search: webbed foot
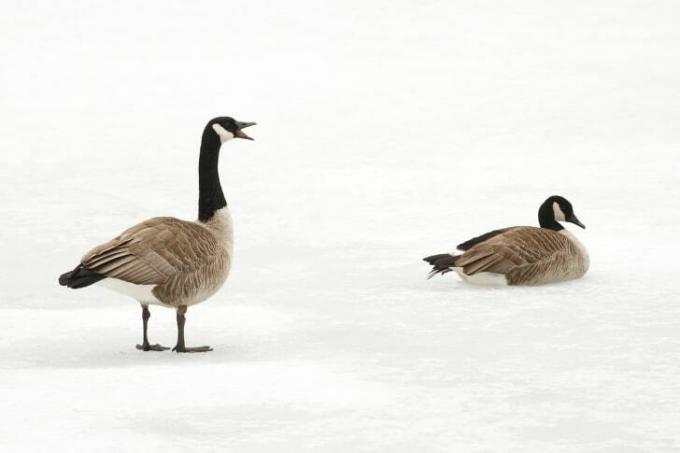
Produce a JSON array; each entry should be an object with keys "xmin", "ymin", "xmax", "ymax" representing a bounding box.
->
[
  {"xmin": 172, "ymin": 345, "xmax": 213, "ymax": 353},
  {"xmin": 136, "ymin": 343, "xmax": 170, "ymax": 351}
]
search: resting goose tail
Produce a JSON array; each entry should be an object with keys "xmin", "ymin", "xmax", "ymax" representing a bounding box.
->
[{"xmin": 423, "ymin": 254, "xmax": 458, "ymax": 279}]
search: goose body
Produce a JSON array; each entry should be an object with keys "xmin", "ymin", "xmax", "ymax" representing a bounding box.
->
[
  {"xmin": 424, "ymin": 196, "xmax": 589, "ymax": 286},
  {"xmin": 86, "ymin": 209, "xmax": 233, "ymax": 307},
  {"xmin": 59, "ymin": 117, "xmax": 255, "ymax": 352}
]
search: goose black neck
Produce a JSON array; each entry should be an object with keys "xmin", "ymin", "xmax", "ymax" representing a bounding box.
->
[
  {"xmin": 538, "ymin": 201, "xmax": 563, "ymax": 231},
  {"xmin": 198, "ymin": 128, "xmax": 226, "ymax": 222}
]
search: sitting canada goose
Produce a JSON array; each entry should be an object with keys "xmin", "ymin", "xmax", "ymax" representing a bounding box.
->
[
  {"xmin": 58, "ymin": 116, "xmax": 255, "ymax": 352},
  {"xmin": 424, "ymin": 195, "xmax": 589, "ymax": 286}
]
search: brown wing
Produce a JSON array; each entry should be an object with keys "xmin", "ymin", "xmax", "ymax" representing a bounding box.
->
[
  {"xmin": 81, "ymin": 217, "xmax": 220, "ymax": 285},
  {"xmin": 455, "ymin": 227, "xmax": 572, "ymax": 276}
]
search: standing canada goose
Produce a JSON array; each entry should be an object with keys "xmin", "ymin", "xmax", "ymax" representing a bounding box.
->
[
  {"xmin": 424, "ymin": 195, "xmax": 589, "ymax": 286},
  {"xmin": 58, "ymin": 116, "xmax": 255, "ymax": 352}
]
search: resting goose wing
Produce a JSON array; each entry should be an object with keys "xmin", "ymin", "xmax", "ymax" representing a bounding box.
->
[
  {"xmin": 457, "ymin": 227, "xmax": 572, "ymax": 276},
  {"xmin": 505, "ymin": 249, "xmax": 575, "ymax": 285},
  {"xmin": 81, "ymin": 217, "xmax": 220, "ymax": 285}
]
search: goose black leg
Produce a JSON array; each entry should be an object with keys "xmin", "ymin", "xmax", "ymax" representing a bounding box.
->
[
  {"xmin": 136, "ymin": 304, "xmax": 169, "ymax": 351},
  {"xmin": 172, "ymin": 305, "xmax": 212, "ymax": 353}
]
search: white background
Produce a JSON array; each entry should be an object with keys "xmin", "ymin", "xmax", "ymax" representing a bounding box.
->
[{"xmin": 1, "ymin": 1, "xmax": 679, "ymax": 451}]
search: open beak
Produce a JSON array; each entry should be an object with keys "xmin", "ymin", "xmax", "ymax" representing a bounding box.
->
[
  {"xmin": 567, "ymin": 215, "xmax": 586, "ymax": 229},
  {"xmin": 234, "ymin": 121, "xmax": 256, "ymax": 140}
]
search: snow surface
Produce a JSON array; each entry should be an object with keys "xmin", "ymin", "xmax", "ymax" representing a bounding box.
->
[{"xmin": 2, "ymin": 1, "xmax": 680, "ymax": 451}]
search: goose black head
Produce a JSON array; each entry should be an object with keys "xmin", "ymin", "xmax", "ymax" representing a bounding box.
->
[
  {"xmin": 538, "ymin": 195, "xmax": 586, "ymax": 231},
  {"xmin": 208, "ymin": 117, "xmax": 257, "ymax": 143}
]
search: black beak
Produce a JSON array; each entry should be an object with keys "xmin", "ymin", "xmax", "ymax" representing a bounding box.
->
[
  {"xmin": 234, "ymin": 121, "xmax": 256, "ymax": 140},
  {"xmin": 567, "ymin": 215, "xmax": 586, "ymax": 229}
]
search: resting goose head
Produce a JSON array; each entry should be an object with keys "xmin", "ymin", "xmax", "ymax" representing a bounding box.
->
[
  {"xmin": 208, "ymin": 117, "xmax": 257, "ymax": 144},
  {"xmin": 538, "ymin": 195, "xmax": 586, "ymax": 231}
]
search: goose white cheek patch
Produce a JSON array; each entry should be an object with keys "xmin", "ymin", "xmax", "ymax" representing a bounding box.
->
[
  {"xmin": 552, "ymin": 202, "xmax": 566, "ymax": 221},
  {"xmin": 212, "ymin": 124, "xmax": 234, "ymax": 143}
]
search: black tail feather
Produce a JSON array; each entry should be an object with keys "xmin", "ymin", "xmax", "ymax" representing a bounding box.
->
[
  {"xmin": 423, "ymin": 254, "xmax": 453, "ymax": 265},
  {"xmin": 58, "ymin": 264, "xmax": 106, "ymax": 289},
  {"xmin": 423, "ymin": 253, "xmax": 459, "ymax": 279}
]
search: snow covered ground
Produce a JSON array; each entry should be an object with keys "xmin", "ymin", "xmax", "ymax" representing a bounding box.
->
[{"xmin": 2, "ymin": 0, "xmax": 680, "ymax": 451}]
